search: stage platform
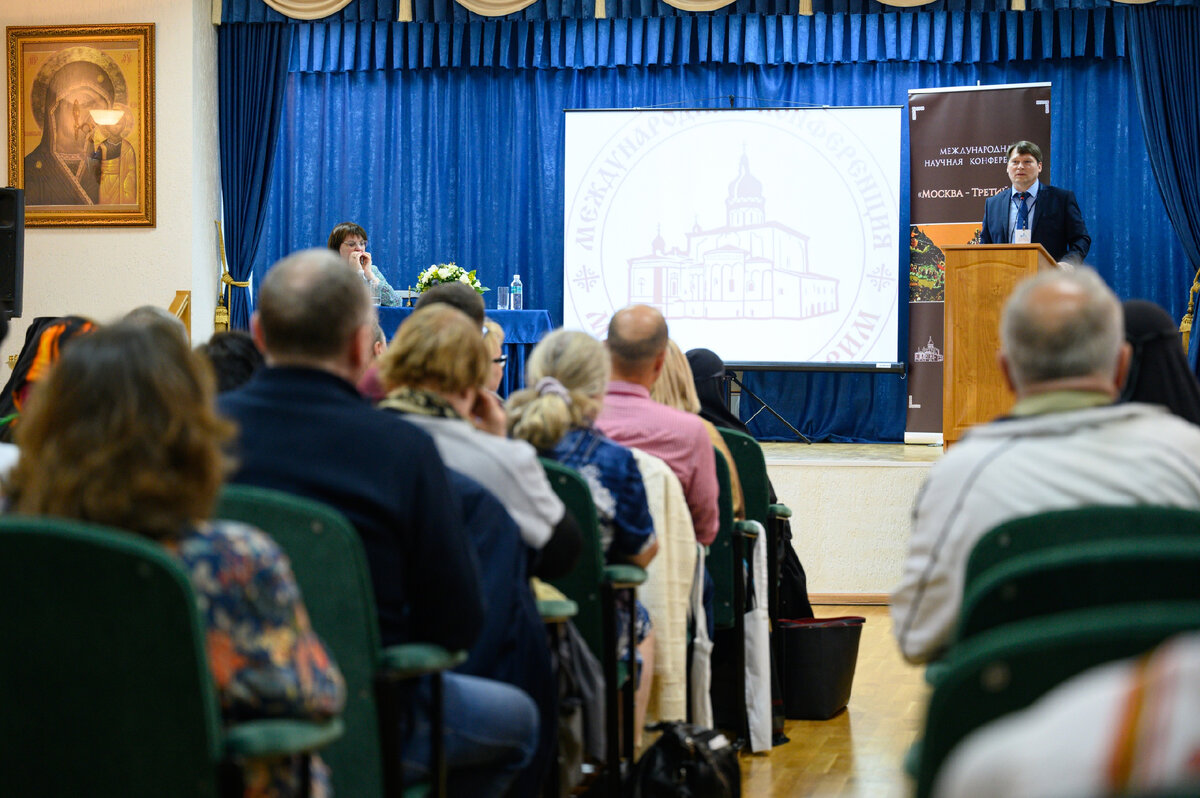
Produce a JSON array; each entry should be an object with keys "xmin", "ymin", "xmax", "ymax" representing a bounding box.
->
[{"xmin": 760, "ymin": 442, "xmax": 943, "ymax": 605}]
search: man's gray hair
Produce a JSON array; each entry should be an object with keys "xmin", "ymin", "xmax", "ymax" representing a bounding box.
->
[
  {"xmin": 1000, "ymin": 266, "xmax": 1123, "ymax": 387},
  {"xmin": 256, "ymin": 248, "xmax": 371, "ymax": 360}
]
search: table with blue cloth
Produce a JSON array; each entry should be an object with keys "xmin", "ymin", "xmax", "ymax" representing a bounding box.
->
[{"xmin": 377, "ymin": 307, "xmax": 554, "ymax": 397}]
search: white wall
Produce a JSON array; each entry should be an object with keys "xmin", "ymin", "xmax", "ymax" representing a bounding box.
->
[{"xmin": 1, "ymin": 0, "xmax": 220, "ymax": 360}]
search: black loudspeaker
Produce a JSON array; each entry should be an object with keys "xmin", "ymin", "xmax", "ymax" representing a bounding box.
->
[{"xmin": 0, "ymin": 188, "xmax": 24, "ymax": 319}]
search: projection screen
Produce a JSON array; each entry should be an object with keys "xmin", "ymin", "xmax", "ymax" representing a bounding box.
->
[{"xmin": 563, "ymin": 107, "xmax": 903, "ymax": 368}]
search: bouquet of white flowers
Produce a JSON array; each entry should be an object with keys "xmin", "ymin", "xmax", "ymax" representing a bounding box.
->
[{"xmin": 416, "ymin": 262, "xmax": 487, "ymax": 295}]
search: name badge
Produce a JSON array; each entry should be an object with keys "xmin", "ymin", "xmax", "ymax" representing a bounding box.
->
[{"xmin": 1014, "ymin": 229, "xmax": 1032, "ymax": 244}]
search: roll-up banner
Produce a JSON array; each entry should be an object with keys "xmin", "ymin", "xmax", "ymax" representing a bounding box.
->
[{"xmin": 904, "ymin": 83, "xmax": 1052, "ymax": 444}]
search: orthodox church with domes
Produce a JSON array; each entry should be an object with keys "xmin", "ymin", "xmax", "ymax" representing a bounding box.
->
[{"xmin": 626, "ymin": 153, "xmax": 839, "ymax": 320}]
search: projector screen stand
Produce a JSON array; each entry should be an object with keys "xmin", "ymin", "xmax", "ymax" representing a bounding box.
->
[{"xmin": 728, "ymin": 371, "xmax": 812, "ymax": 445}]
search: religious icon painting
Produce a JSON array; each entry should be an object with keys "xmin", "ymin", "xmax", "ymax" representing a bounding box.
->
[{"xmin": 7, "ymin": 24, "xmax": 155, "ymax": 227}]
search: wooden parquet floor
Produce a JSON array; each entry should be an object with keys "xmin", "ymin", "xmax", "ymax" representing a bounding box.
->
[{"xmin": 740, "ymin": 605, "xmax": 928, "ymax": 797}]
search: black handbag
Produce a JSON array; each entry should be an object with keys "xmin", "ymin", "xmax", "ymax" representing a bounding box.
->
[{"xmin": 627, "ymin": 721, "xmax": 741, "ymax": 798}]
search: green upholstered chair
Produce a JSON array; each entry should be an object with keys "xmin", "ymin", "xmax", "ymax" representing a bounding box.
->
[
  {"xmin": 957, "ymin": 537, "xmax": 1200, "ymax": 642},
  {"xmin": 964, "ymin": 506, "xmax": 1200, "ymax": 593},
  {"xmin": 707, "ymin": 447, "xmax": 761, "ymax": 740},
  {"xmin": 0, "ymin": 516, "xmax": 343, "ymax": 798},
  {"xmin": 539, "ymin": 458, "xmax": 646, "ymax": 798},
  {"xmin": 216, "ymin": 485, "xmax": 464, "ymax": 798},
  {"xmin": 915, "ymin": 602, "xmax": 1200, "ymax": 798},
  {"xmin": 716, "ymin": 426, "xmax": 791, "ymax": 619}
]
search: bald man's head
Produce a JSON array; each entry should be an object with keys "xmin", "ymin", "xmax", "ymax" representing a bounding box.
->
[
  {"xmin": 1000, "ymin": 267, "xmax": 1126, "ymax": 396},
  {"xmin": 606, "ymin": 305, "xmax": 669, "ymax": 384},
  {"xmin": 254, "ymin": 248, "xmax": 373, "ymax": 365}
]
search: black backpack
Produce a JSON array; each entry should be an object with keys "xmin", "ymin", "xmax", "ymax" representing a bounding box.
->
[{"xmin": 627, "ymin": 722, "xmax": 741, "ymax": 798}]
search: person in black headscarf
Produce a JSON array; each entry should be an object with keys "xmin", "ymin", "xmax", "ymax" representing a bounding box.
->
[
  {"xmin": 686, "ymin": 348, "xmax": 749, "ymax": 434},
  {"xmin": 1119, "ymin": 300, "xmax": 1200, "ymax": 427}
]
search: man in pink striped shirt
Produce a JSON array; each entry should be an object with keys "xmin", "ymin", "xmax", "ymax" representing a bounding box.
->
[{"xmin": 595, "ymin": 305, "xmax": 720, "ymax": 546}]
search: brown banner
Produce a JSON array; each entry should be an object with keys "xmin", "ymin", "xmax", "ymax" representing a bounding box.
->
[{"xmin": 904, "ymin": 84, "xmax": 1052, "ymax": 443}]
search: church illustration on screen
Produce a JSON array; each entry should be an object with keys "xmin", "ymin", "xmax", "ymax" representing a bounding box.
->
[{"xmin": 626, "ymin": 153, "xmax": 839, "ymax": 320}]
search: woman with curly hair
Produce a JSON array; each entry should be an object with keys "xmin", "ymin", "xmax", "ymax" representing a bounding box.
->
[{"xmin": 6, "ymin": 321, "xmax": 345, "ymax": 798}]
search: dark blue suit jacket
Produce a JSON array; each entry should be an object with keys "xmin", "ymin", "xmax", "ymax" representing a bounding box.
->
[
  {"xmin": 980, "ymin": 183, "xmax": 1091, "ymax": 264},
  {"xmin": 218, "ymin": 366, "xmax": 484, "ymax": 650}
]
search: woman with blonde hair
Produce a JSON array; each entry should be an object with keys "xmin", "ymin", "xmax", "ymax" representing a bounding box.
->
[
  {"xmin": 483, "ymin": 318, "xmax": 507, "ymax": 393},
  {"xmin": 377, "ymin": 304, "xmax": 574, "ymax": 794},
  {"xmin": 7, "ymin": 321, "xmax": 345, "ymax": 798},
  {"xmin": 507, "ymin": 329, "xmax": 659, "ymax": 740},
  {"xmin": 652, "ymin": 339, "xmax": 745, "ymax": 520}
]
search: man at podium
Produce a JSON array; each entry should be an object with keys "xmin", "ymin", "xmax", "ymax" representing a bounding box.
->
[{"xmin": 979, "ymin": 141, "xmax": 1091, "ymax": 265}]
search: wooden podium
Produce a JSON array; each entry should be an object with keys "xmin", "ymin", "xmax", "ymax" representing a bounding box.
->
[{"xmin": 942, "ymin": 244, "xmax": 1058, "ymax": 447}]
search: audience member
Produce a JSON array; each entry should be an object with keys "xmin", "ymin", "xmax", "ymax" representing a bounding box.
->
[
  {"xmin": 376, "ymin": 304, "xmax": 572, "ymax": 793},
  {"xmin": 414, "ymin": 280, "xmax": 486, "ymax": 325},
  {"xmin": 369, "ymin": 319, "xmax": 387, "ymax": 360},
  {"xmin": 0, "ymin": 312, "xmax": 15, "ymax": 479},
  {"xmin": 7, "ymin": 321, "xmax": 345, "ymax": 797},
  {"xmin": 686, "ymin": 347, "xmax": 748, "ymax": 434},
  {"xmin": 891, "ymin": 267, "xmax": 1200, "ymax": 663},
  {"xmin": 197, "ymin": 330, "xmax": 265, "ymax": 393},
  {"xmin": 0, "ymin": 315, "xmax": 96, "ymax": 443},
  {"xmin": 483, "ymin": 318, "xmax": 506, "ymax": 393},
  {"xmin": 507, "ymin": 329, "xmax": 659, "ymax": 737},
  {"xmin": 327, "ymin": 221, "xmax": 401, "ymax": 306},
  {"xmin": 595, "ymin": 305, "xmax": 719, "ymax": 546},
  {"xmin": 377, "ymin": 304, "xmax": 580, "ymax": 579},
  {"xmin": 218, "ymin": 249, "xmax": 537, "ymax": 796},
  {"xmin": 123, "ymin": 304, "xmax": 189, "ymax": 342},
  {"xmin": 935, "ymin": 632, "xmax": 1200, "ymax": 797},
  {"xmin": 653, "ymin": 339, "xmax": 744, "ymax": 520},
  {"xmin": 1118, "ymin": 299, "xmax": 1200, "ymax": 426}
]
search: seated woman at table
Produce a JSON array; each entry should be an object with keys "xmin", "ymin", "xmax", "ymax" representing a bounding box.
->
[
  {"xmin": 483, "ymin": 319, "xmax": 506, "ymax": 393},
  {"xmin": 327, "ymin": 221, "xmax": 401, "ymax": 306},
  {"xmin": 6, "ymin": 321, "xmax": 345, "ymax": 798},
  {"xmin": 506, "ymin": 328, "xmax": 659, "ymax": 740}
]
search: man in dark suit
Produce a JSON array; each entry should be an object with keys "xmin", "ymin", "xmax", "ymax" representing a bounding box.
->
[
  {"xmin": 219, "ymin": 248, "xmax": 539, "ymax": 796},
  {"xmin": 980, "ymin": 140, "xmax": 1091, "ymax": 264}
]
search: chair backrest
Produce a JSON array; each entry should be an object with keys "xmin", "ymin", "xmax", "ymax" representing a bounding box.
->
[
  {"xmin": 958, "ymin": 537, "xmax": 1200, "ymax": 641},
  {"xmin": 0, "ymin": 516, "xmax": 224, "ymax": 797},
  {"xmin": 965, "ymin": 506, "xmax": 1200, "ymax": 590},
  {"xmin": 709, "ymin": 447, "xmax": 738, "ymax": 629},
  {"xmin": 215, "ymin": 485, "xmax": 385, "ymax": 798},
  {"xmin": 716, "ymin": 426, "xmax": 772, "ymax": 527},
  {"xmin": 916, "ymin": 601, "xmax": 1200, "ymax": 798},
  {"xmin": 540, "ymin": 458, "xmax": 607, "ymax": 661}
]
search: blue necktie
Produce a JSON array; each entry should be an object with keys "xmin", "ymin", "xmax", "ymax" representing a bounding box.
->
[{"xmin": 1016, "ymin": 191, "xmax": 1031, "ymax": 232}]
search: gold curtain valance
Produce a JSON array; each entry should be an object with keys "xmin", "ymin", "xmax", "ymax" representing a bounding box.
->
[{"xmin": 212, "ymin": 0, "xmax": 412, "ymax": 23}]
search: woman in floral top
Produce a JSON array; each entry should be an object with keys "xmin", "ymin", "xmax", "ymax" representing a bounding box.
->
[
  {"xmin": 506, "ymin": 329, "xmax": 659, "ymax": 741},
  {"xmin": 6, "ymin": 321, "xmax": 345, "ymax": 798}
]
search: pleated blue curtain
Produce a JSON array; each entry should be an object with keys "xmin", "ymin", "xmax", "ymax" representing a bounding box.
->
[
  {"xmin": 218, "ymin": 23, "xmax": 295, "ymax": 329},
  {"xmin": 1128, "ymin": 7, "xmax": 1200, "ymax": 367},
  {"xmin": 251, "ymin": 59, "xmax": 1182, "ymax": 441}
]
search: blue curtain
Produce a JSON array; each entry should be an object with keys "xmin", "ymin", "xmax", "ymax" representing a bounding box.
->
[
  {"xmin": 282, "ymin": 10, "xmax": 1126, "ymax": 70},
  {"xmin": 253, "ymin": 55, "xmax": 1184, "ymax": 441},
  {"xmin": 219, "ymin": 23, "xmax": 295, "ymax": 329},
  {"xmin": 1128, "ymin": 7, "xmax": 1200, "ymax": 368}
]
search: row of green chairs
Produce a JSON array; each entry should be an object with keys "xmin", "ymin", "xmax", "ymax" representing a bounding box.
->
[
  {"xmin": 215, "ymin": 485, "xmax": 464, "ymax": 798},
  {"xmin": 913, "ymin": 506, "xmax": 1200, "ymax": 798},
  {"xmin": 539, "ymin": 458, "xmax": 647, "ymax": 797},
  {"xmin": 707, "ymin": 427, "xmax": 792, "ymax": 739},
  {"xmin": 0, "ymin": 515, "xmax": 344, "ymax": 797}
]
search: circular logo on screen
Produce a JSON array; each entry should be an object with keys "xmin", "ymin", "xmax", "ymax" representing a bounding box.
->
[{"xmin": 563, "ymin": 109, "xmax": 899, "ymax": 363}]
